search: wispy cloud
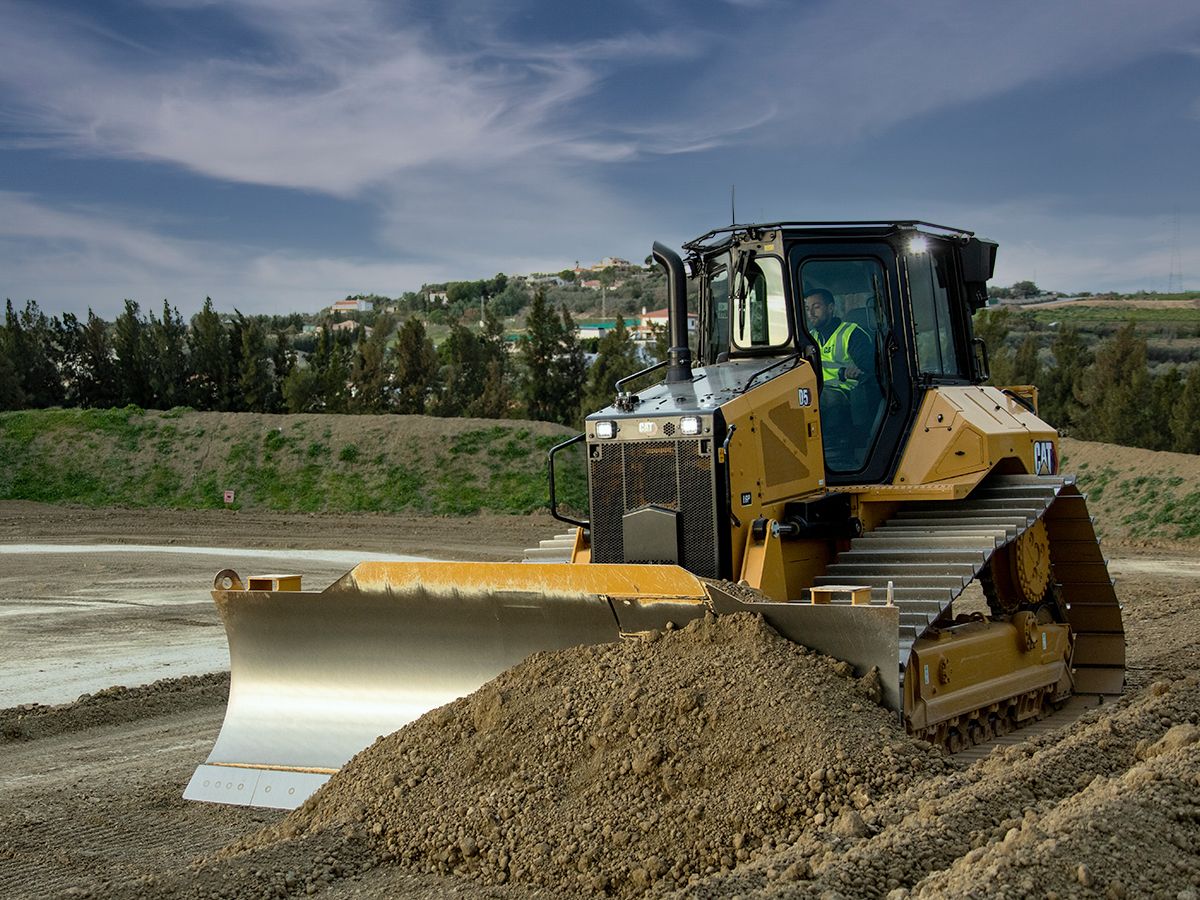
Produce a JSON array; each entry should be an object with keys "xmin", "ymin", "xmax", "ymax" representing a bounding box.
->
[
  {"xmin": 0, "ymin": 191, "xmax": 473, "ymax": 315},
  {"xmin": 0, "ymin": 0, "xmax": 1197, "ymax": 313}
]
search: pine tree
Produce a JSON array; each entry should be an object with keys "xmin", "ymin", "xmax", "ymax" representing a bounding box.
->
[
  {"xmin": 5, "ymin": 300, "xmax": 64, "ymax": 408},
  {"xmin": 1039, "ymin": 326, "xmax": 1092, "ymax": 432},
  {"xmin": 580, "ymin": 316, "xmax": 642, "ymax": 416},
  {"xmin": 468, "ymin": 305, "xmax": 512, "ymax": 418},
  {"xmin": 189, "ymin": 298, "xmax": 229, "ymax": 410},
  {"xmin": 392, "ymin": 317, "xmax": 438, "ymax": 414},
  {"xmin": 269, "ymin": 330, "xmax": 294, "ymax": 413},
  {"xmin": 148, "ymin": 301, "xmax": 189, "ymax": 409},
  {"xmin": 1077, "ymin": 323, "xmax": 1153, "ymax": 446},
  {"xmin": 236, "ymin": 313, "xmax": 272, "ymax": 412},
  {"xmin": 1147, "ymin": 368, "xmax": 1183, "ymax": 452},
  {"xmin": 519, "ymin": 289, "xmax": 560, "ymax": 422},
  {"xmin": 435, "ymin": 323, "xmax": 486, "ymax": 417},
  {"xmin": 552, "ymin": 307, "xmax": 586, "ymax": 425},
  {"xmin": 0, "ymin": 321, "xmax": 25, "ymax": 409},
  {"xmin": 1170, "ymin": 365, "xmax": 1200, "ymax": 453},
  {"xmin": 1011, "ymin": 333, "xmax": 1040, "ymax": 387},
  {"xmin": 112, "ymin": 300, "xmax": 152, "ymax": 407},
  {"xmin": 282, "ymin": 365, "xmax": 322, "ymax": 413},
  {"xmin": 350, "ymin": 316, "xmax": 395, "ymax": 413}
]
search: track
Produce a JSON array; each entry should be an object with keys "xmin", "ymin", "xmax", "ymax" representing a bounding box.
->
[{"xmin": 815, "ymin": 473, "xmax": 1126, "ymax": 748}]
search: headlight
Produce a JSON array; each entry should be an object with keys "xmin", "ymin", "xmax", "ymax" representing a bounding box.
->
[
  {"xmin": 908, "ymin": 235, "xmax": 929, "ymax": 255},
  {"xmin": 595, "ymin": 420, "xmax": 617, "ymax": 439},
  {"xmin": 679, "ymin": 416, "xmax": 702, "ymax": 436}
]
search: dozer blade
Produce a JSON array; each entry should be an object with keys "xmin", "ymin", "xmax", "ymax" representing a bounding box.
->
[
  {"xmin": 185, "ymin": 562, "xmax": 710, "ymax": 808},
  {"xmin": 186, "ymin": 562, "xmax": 902, "ymax": 809}
]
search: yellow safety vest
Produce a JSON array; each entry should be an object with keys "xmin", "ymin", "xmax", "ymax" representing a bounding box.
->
[{"xmin": 818, "ymin": 321, "xmax": 862, "ymax": 393}]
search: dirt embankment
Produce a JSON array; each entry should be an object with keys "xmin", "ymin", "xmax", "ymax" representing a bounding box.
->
[
  {"xmin": 0, "ymin": 408, "xmax": 584, "ymax": 516},
  {"xmin": 1058, "ymin": 437, "xmax": 1200, "ymax": 550}
]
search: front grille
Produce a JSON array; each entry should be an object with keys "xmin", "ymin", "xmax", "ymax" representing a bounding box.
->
[{"xmin": 588, "ymin": 438, "xmax": 720, "ymax": 577}]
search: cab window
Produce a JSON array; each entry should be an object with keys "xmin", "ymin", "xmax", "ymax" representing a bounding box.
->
[
  {"xmin": 731, "ymin": 256, "xmax": 788, "ymax": 349},
  {"xmin": 705, "ymin": 263, "xmax": 730, "ymax": 364},
  {"xmin": 908, "ymin": 246, "xmax": 964, "ymax": 377}
]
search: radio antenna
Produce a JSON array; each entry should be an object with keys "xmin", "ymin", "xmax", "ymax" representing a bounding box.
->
[{"xmin": 730, "ymin": 185, "xmax": 736, "ymax": 224}]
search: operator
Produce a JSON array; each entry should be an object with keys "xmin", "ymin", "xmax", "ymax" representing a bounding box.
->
[
  {"xmin": 804, "ymin": 289, "xmax": 874, "ymax": 390},
  {"xmin": 803, "ymin": 289, "xmax": 875, "ymax": 425}
]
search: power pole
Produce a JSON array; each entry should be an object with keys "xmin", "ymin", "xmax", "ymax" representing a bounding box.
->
[{"xmin": 1167, "ymin": 210, "xmax": 1184, "ymax": 295}]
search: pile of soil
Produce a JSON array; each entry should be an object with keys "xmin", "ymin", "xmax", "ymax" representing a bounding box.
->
[
  {"xmin": 688, "ymin": 675, "xmax": 1200, "ymax": 898},
  {"xmin": 0, "ymin": 673, "xmax": 228, "ymax": 743},
  {"xmin": 233, "ymin": 614, "xmax": 948, "ymax": 896}
]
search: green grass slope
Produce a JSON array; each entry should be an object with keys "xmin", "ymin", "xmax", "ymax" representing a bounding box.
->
[{"xmin": 0, "ymin": 407, "xmax": 586, "ymax": 516}]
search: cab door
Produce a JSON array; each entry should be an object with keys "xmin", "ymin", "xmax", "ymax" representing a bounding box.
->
[{"xmin": 790, "ymin": 242, "xmax": 915, "ymax": 485}]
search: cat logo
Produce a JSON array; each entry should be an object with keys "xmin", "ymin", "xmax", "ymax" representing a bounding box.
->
[{"xmin": 1033, "ymin": 440, "xmax": 1056, "ymax": 475}]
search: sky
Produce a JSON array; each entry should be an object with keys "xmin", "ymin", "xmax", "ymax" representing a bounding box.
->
[{"xmin": 1, "ymin": 0, "xmax": 1198, "ymax": 319}]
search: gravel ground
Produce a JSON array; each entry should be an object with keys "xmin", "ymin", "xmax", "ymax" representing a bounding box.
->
[{"xmin": 1, "ymin": 505, "xmax": 1198, "ymax": 899}]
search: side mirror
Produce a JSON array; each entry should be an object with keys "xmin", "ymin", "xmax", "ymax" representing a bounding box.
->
[{"xmin": 972, "ymin": 337, "xmax": 990, "ymax": 383}]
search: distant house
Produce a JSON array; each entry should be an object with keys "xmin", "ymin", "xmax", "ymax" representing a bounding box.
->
[
  {"xmin": 636, "ymin": 306, "xmax": 697, "ymax": 342},
  {"xmin": 596, "ymin": 256, "xmax": 632, "ymax": 269},
  {"xmin": 580, "ymin": 279, "xmax": 603, "ymax": 290},
  {"xmin": 330, "ymin": 297, "xmax": 364, "ymax": 313},
  {"xmin": 330, "ymin": 319, "xmax": 371, "ymax": 337},
  {"xmin": 426, "ymin": 290, "xmax": 449, "ymax": 306},
  {"xmin": 575, "ymin": 318, "xmax": 639, "ymax": 341}
]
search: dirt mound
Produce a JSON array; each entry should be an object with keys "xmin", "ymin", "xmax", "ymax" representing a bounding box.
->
[
  {"xmin": 221, "ymin": 614, "xmax": 945, "ymax": 896},
  {"xmin": 0, "ymin": 673, "xmax": 228, "ymax": 743},
  {"xmin": 686, "ymin": 675, "xmax": 1200, "ymax": 898}
]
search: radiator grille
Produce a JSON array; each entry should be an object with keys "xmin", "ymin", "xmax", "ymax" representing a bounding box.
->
[{"xmin": 588, "ymin": 438, "xmax": 720, "ymax": 577}]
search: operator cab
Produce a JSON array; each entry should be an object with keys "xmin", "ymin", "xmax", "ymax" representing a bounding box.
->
[{"xmin": 685, "ymin": 221, "xmax": 996, "ymax": 485}]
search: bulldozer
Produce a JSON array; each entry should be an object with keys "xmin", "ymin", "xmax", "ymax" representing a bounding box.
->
[{"xmin": 186, "ymin": 220, "xmax": 1125, "ymax": 810}]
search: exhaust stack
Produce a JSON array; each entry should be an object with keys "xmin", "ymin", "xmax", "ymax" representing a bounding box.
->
[{"xmin": 652, "ymin": 241, "xmax": 693, "ymax": 383}]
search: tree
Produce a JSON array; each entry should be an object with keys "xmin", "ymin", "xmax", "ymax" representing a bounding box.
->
[
  {"xmin": 520, "ymin": 289, "xmax": 561, "ymax": 422},
  {"xmin": 580, "ymin": 316, "xmax": 641, "ymax": 417},
  {"xmin": 350, "ymin": 316, "xmax": 395, "ymax": 413},
  {"xmin": 5, "ymin": 300, "xmax": 64, "ymax": 408},
  {"xmin": 236, "ymin": 313, "xmax": 272, "ymax": 412},
  {"xmin": 112, "ymin": 300, "xmax": 152, "ymax": 407},
  {"xmin": 0, "ymin": 331, "xmax": 25, "ymax": 409},
  {"xmin": 148, "ymin": 301, "xmax": 188, "ymax": 409},
  {"xmin": 470, "ymin": 304, "xmax": 512, "ymax": 418},
  {"xmin": 282, "ymin": 365, "xmax": 322, "ymax": 413},
  {"xmin": 434, "ymin": 323, "xmax": 486, "ymax": 417},
  {"xmin": 1011, "ymin": 333, "xmax": 1040, "ymax": 387},
  {"xmin": 1169, "ymin": 365, "xmax": 1200, "ymax": 453},
  {"xmin": 1039, "ymin": 326, "xmax": 1092, "ymax": 432},
  {"xmin": 1077, "ymin": 323, "xmax": 1154, "ymax": 446},
  {"xmin": 269, "ymin": 330, "xmax": 294, "ymax": 412},
  {"xmin": 1148, "ymin": 367, "xmax": 1183, "ymax": 452},
  {"xmin": 189, "ymin": 298, "xmax": 230, "ymax": 410},
  {"xmin": 310, "ymin": 326, "xmax": 354, "ymax": 413},
  {"xmin": 392, "ymin": 317, "xmax": 438, "ymax": 414},
  {"xmin": 76, "ymin": 310, "xmax": 118, "ymax": 408}
]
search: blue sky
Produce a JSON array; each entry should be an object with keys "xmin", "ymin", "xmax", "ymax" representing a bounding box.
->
[{"xmin": 1, "ymin": 0, "xmax": 1198, "ymax": 318}]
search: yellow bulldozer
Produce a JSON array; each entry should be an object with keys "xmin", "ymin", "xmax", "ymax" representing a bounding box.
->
[{"xmin": 186, "ymin": 221, "xmax": 1124, "ymax": 810}]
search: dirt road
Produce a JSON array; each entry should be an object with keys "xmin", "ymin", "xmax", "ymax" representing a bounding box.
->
[{"xmin": 1, "ymin": 504, "xmax": 1197, "ymax": 899}]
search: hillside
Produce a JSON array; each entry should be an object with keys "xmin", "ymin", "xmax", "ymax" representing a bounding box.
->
[
  {"xmin": 1061, "ymin": 436, "xmax": 1200, "ymax": 547},
  {"xmin": 0, "ymin": 408, "xmax": 584, "ymax": 516},
  {"xmin": 2, "ymin": 409, "xmax": 1195, "ymax": 545}
]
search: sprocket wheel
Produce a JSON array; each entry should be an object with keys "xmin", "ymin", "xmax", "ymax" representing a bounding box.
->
[{"xmin": 982, "ymin": 519, "xmax": 1052, "ymax": 616}]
